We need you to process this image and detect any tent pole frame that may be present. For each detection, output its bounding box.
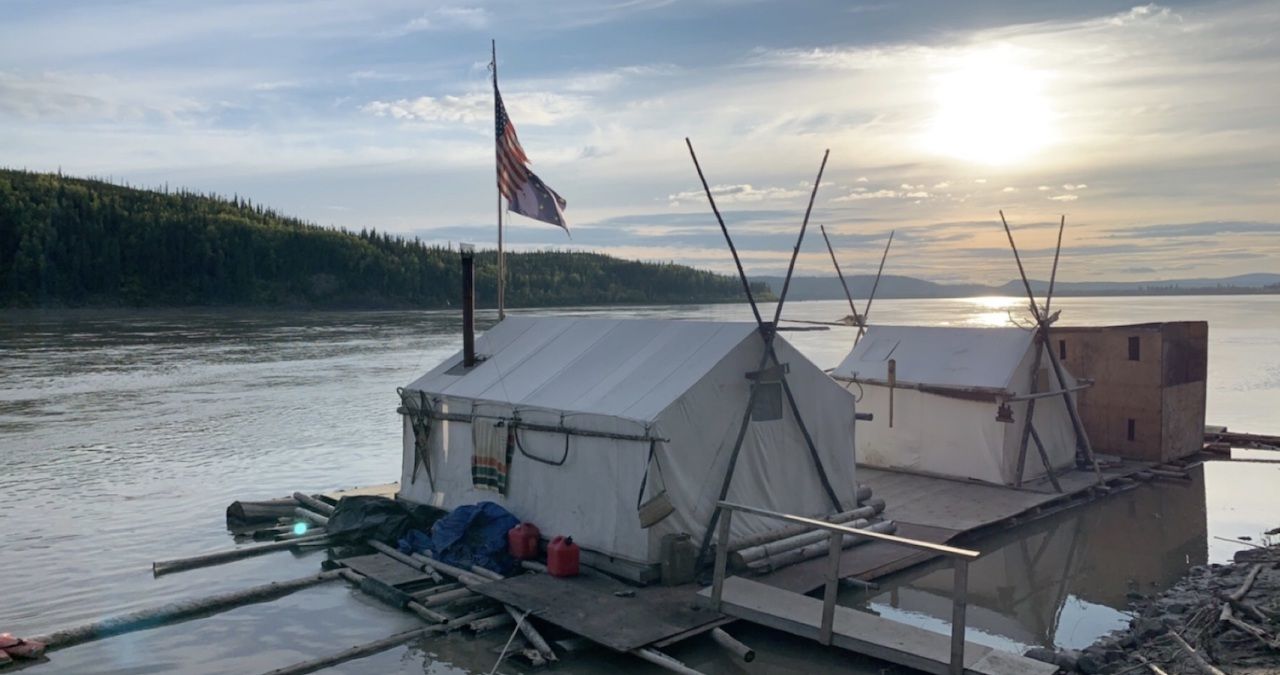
[1000,212,1101,487]
[686,139,842,568]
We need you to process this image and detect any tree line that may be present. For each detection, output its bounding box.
[0,169,767,309]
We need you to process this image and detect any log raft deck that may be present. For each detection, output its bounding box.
[443,453,1163,670]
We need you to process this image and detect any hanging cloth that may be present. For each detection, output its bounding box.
[636,438,675,528]
[397,388,435,489]
[472,418,515,494]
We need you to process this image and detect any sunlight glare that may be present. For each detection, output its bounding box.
[925,47,1055,165]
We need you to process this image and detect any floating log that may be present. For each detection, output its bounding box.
[417,587,473,607]
[470,613,514,634]
[838,577,879,591]
[365,541,442,583]
[746,521,897,574]
[227,499,298,527]
[507,607,558,663]
[410,583,464,601]
[337,568,452,624]
[733,518,870,567]
[292,492,336,516]
[633,646,706,675]
[710,627,755,662]
[259,608,499,675]
[294,507,329,527]
[409,552,489,587]
[35,571,341,650]
[152,534,330,576]
[406,552,556,663]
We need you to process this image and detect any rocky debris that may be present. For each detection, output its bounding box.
[1025,541,1280,674]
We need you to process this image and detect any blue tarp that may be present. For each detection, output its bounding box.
[399,501,520,576]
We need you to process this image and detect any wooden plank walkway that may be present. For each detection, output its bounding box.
[474,571,722,652]
[704,576,1058,675]
[762,461,1152,593]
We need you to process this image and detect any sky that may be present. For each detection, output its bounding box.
[2,0,1278,283]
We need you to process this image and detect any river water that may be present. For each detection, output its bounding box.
[2,296,1278,674]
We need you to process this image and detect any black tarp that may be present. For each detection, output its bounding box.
[324,495,445,544]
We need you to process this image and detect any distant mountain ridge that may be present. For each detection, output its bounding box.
[758,272,1280,300]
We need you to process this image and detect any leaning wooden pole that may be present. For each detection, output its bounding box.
[860,230,894,341]
[1000,212,1101,482]
[260,608,499,675]
[152,533,330,576]
[687,143,841,564]
[819,224,864,332]
[34,571,341,650]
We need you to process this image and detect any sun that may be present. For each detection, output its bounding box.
[924,47,1056,165]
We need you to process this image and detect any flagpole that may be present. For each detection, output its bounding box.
[493,39,505,320]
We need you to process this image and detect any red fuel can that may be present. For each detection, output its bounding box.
[507,522,540,560]
[546,536,580,577]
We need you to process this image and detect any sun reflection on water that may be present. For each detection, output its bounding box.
[964,296,1024,326]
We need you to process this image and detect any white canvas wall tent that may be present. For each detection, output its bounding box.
[830,324,1080,486]
[397,316,860,568]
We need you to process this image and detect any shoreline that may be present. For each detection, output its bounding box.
[1027,539,1280,674]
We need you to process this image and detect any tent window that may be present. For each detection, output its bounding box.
[752,382,783,421]
[1127,418,1136,441]
[1128,336,1141,361]
[1058,340,1067,360]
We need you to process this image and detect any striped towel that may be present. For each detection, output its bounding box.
[471,419,514,494]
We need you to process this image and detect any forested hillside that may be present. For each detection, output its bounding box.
[0,170,764,308]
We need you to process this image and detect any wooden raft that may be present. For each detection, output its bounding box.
[472,571,722,651]
[704,576,1057,675]
[762,461,1152,593]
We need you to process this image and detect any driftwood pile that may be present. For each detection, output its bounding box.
[1028,541,1280,674]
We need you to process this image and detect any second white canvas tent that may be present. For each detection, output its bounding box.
[397,316,860,567]
[830,325,1079,486]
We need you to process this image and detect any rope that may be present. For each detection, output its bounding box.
[488,610,531,675]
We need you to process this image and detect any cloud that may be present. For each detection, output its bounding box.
[363,91,584,125]
[387,6,490,36]
[1002,186,1018,192]
[1103,221,1280,239]
[833,188,930,202]
[666,183,805,206]
[1062,183,1088,190]
[1048,194,1078,201]
[855,176,869,183]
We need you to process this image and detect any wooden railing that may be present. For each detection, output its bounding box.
[709,501,981,675]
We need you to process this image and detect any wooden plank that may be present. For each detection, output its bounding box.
[704,577,1056,675]
[472,572,722,652]
[323,482,399,500]
[338,553,436,588]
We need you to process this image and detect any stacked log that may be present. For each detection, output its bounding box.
[746,520,898,574]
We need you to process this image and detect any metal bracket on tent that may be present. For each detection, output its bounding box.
[996,403,1014,423]
[745,363,789,382]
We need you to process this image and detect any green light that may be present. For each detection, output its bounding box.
[293,522,308,536]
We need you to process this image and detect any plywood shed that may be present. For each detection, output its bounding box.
[1053,322,1207,462]
[829,325,1080,486]
[396,316,860,569]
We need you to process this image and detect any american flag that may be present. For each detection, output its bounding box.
[494,89,529,201]
[494,87,569,232]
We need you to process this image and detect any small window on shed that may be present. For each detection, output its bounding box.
[1058,340,1067,360]
[1128,336,1141,361]
[1127,418,1136,441]
[752,382,784,421]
